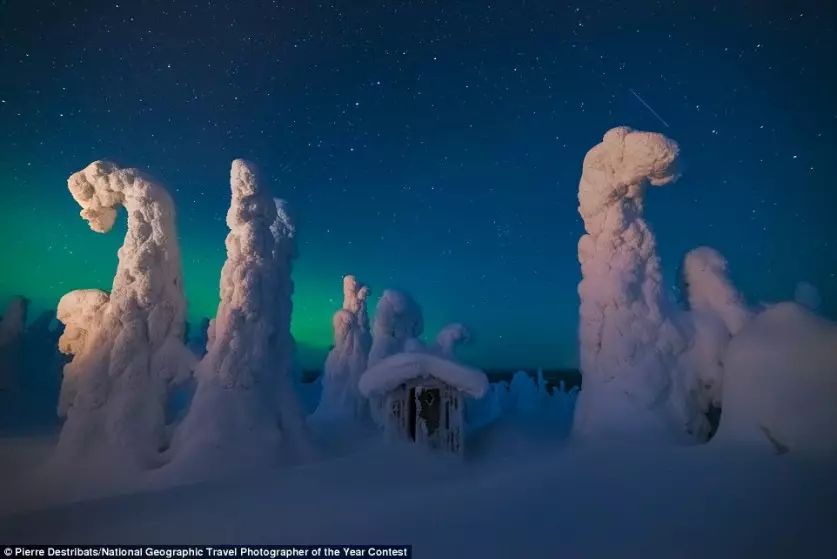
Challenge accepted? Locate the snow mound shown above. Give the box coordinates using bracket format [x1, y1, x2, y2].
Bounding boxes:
[359, 351, 488, 399]
[712, 302, 837, 457]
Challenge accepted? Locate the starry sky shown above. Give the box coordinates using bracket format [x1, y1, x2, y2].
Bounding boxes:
[1, 0, 835, 370]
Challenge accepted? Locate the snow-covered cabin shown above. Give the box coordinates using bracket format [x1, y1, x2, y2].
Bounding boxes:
[358, 351, 489, 455]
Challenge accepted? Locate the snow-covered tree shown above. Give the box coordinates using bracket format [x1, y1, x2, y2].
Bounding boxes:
[712, 302, 837, 457]
[52, 161, 194, 470]
[172, 160, 307, 473]
[368, 289, 423, 368]
[312, 275, 373, 422]
[431, 323, 470, 360]
[312, 309, 370, 421]
[269, 197, 314, 458]
[0, 296, 28, 392]
[573, 127, 697, 444]
[679, 247, 752, 336]
[794, 281, 822, 313]
[674, 247, 752, 428]
[343, 275, 372, 354]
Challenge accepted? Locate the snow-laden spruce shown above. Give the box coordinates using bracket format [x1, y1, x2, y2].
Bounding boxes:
[679, 247, 751, 337]
[172, 160, 307, 473]
[794, 281, 822, 313]
[674, 247, 752, 419]
[573, 127, 699, 443]
[312, 275, 372, 422]
[52, 161, 195, 470]
[431, 323, 470, 360]
[0, 296, 28, 392]
[269, 197, 315, 459]
[368, 289, 424, 368]
[712, 302, 837, 456]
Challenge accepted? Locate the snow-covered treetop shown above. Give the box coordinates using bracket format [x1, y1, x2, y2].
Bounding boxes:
[342, 275, 370, 315]
[66, 159, 187, 348]
[359, 351, 488, 399]
[578, 126, 680, 235]
[271, 198, 298, 261]
[680, 246, 752, 335]
[432, 323, 470, 359]
[373, 289, 423, 339]
[795, 281, 822, 312]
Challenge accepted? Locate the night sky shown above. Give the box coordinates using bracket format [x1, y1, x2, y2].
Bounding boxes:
[1, 0, 835, 370]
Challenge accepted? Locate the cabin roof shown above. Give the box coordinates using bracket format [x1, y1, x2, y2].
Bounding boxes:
[359, 351, 489, 399]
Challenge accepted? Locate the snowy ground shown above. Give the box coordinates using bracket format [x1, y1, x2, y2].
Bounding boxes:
[1, 425, 835, 558]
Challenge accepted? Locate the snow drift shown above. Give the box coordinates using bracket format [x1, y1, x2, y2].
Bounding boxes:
[172, 160, 307, 475]
[51, 161, 194, 471]
[712, 302, 837, 456]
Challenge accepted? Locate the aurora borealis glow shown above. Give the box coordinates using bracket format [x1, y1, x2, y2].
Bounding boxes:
[1, 0, 835, 370]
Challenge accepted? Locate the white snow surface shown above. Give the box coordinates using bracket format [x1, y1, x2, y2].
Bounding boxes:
[359, 351, 488, 398]
[50, 161, 194, 471]
[712, 302, 837, 457]
[574, 127, 697, 443]
[0, 431, 835, 559]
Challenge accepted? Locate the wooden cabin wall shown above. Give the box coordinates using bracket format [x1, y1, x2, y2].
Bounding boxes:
[383, 379, 465, 456]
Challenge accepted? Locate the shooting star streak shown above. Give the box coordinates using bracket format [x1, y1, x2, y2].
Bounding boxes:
[629, 88, 670, 128]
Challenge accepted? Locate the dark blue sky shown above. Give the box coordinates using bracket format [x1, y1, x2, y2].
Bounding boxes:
[1, 0, 835, 369]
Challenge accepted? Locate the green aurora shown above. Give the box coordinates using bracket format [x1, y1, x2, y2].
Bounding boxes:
[0, 176, 460, 369]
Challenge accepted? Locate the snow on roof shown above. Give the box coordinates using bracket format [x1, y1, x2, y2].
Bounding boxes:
[359, 351, 489, 399]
